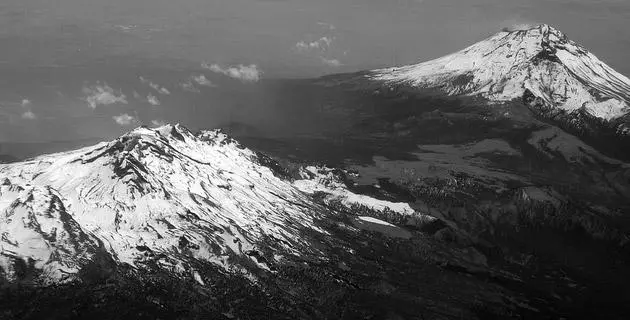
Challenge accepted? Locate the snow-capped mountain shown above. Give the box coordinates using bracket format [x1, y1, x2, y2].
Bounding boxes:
[369, 24, 630, 122]
[0, 124, 419, 284]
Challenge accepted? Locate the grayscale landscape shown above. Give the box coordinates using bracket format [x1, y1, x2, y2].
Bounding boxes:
[1, 1, 630, 319]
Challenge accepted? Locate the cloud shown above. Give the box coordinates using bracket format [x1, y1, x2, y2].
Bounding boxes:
[502, 24, 537, 32]
[293, 32, 343, 67]
[147, 94, 161, 106]
[320, 57, 342, 67]
[151, 83, 171, 95]
[179, 74, 215, 92]
[295, 36, 334, 52]
[317, 22, 336, 30]
[21, 111, 36, 120]
[499, 19, 540, 32]
[18, 98, 36, 120]
[114, 25, 138, 32]
[202, 63, 262, 82]
[151, 119, 166, 127]
[82, 83, 128, 109]
[180, 80, 200, 93]
[140, 76, 171, 95]
[112, 113, 136, 126]
[192, 74, 215, 87]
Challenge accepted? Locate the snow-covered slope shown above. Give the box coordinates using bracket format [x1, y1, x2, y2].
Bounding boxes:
[0, 124, 421, 284]
[0, 125, 326, 283]
[294, 166, 420, 216]
[369, 24, 630, 121]
[0, 182, 103, 282]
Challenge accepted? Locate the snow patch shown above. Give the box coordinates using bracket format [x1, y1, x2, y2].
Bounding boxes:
[293, 166, 415, 215]
[357, 216, 395, 227]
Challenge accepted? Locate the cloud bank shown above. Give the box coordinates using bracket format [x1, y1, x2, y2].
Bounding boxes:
[82, 83, 128, 109]
[202, 63, 262, 82]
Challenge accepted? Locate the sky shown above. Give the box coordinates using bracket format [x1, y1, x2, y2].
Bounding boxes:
[0, 0, 629, 154]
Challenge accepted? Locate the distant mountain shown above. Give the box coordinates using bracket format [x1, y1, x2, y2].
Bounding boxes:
[272, 24, 630, 162]
[216, 24, 630, 318]
[369, 24, 630, 125]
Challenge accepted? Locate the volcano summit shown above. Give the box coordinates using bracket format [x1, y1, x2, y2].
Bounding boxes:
[370, 24, 630, 123]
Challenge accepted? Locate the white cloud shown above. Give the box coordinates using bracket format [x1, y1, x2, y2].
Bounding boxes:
[502, 23, 536, 32]
[151, 119, 166, 127]
[294, 34, 343, 67]
[147, 94, 161, 106]
[151, 83, 171, 95]
[114, 25, 138, 32]
[317, 22, 336, 30]
[112, 113, 136, 126]
[179, 74, 214, 92]
[180, 80, 200, 93]
[192, 74, 215, 87]
[500, 19, 539, 32]
[202, 63, 262, 82]
[140, 76, 171, 95]
[21, 111, 36, 120]
[21, 99, 32, 107]
[82, 83, 128, 109]
[320, 57, 342, 67]
[295, 36, 334, 52]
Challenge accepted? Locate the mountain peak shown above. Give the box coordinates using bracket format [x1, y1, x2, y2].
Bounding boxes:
[0, 123, 326, 282]
[509, 23, 567, 39]
[1, 122, 420, 284]
[369, 24, 630, 121]
[124, 123, 192, 141]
